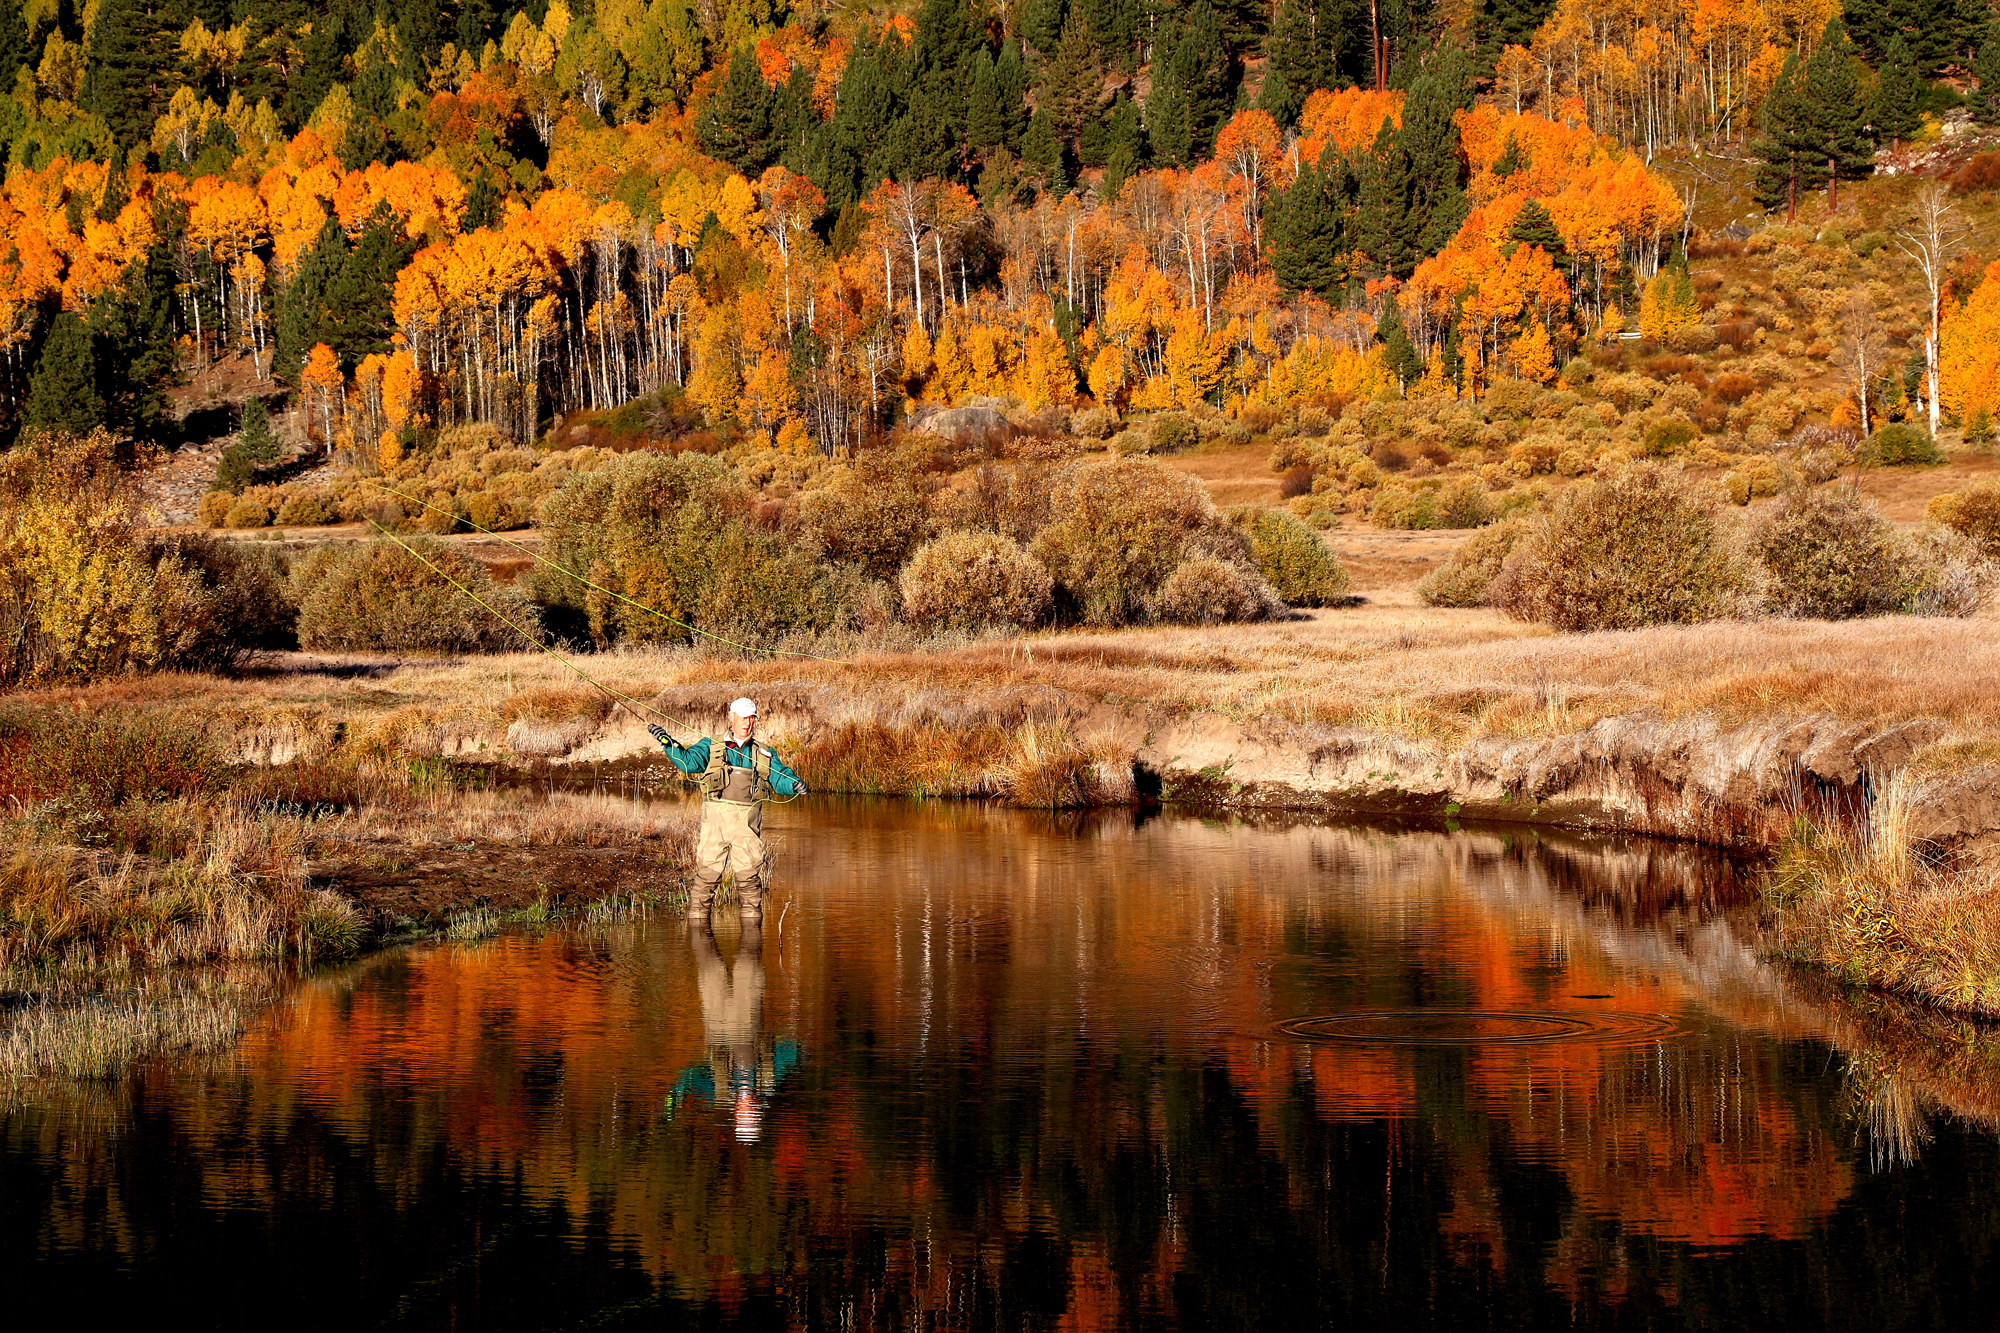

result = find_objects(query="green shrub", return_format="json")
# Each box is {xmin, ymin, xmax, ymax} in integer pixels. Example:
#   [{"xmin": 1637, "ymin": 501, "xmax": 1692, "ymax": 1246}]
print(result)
[
  {"xmin": 1927, "ymin": 481, "xmax": 2000, "ymax": 559},
  {"xmin": 1239, "ymin": 508, "xmax": 1350, "ymax": 606},
  {"xmin": 1753, "ymin": 486, "xmax": 1903, "ymax": 619},
  {"xmin": 1031, "ymin": 458, "xmax": 1248, "ymax": 625},
  {"xmin": 1643, "ymin": 416, "xmax": 1699, "ymax": 457},
  {"xmin": 698, "ymin": 522, "xmax": 841, "ymax": 638},
  {"xmin": 899, "ymin": 530, "xmax": 1053, "ymax": 629},
  {"xmin": 1494, "ymin": 465, "xmax": 1755, "ymax": 631},
  {"xmin": 1866, "ymin": 423, "xmax": 1944, "ymax": 466},
  {"xmin": 224, "ymin": 497, "xmax": 273, "ymax": 529},
  {"xmin": 1146, "ymin": 555, "xmax": 1283, "ymax": 624},
  {"xmin": 275, "ymin": 489, "xmax": 336, "ymax": 527},
  {"xmin": 1416, "ymin": 520, "xmax": 1526, "ymax": 607},
  {"xmin": 290, "ymin": 538, "xmax": 533, "ymax": 653},
  {"xmin": 1371, "ymin": 485, "xmax": 1438, "ymax": 530},
  {"xmin": 1436, "ymin": 477, "xmax": 1495, "ymax": 529},
  {"xmin": 138, "ymin": 533, "xmax": 295, "ymax": 668},
  {"xmin": 1148, "ymin": 415, "xmax": 1200, "ymax": 454}
]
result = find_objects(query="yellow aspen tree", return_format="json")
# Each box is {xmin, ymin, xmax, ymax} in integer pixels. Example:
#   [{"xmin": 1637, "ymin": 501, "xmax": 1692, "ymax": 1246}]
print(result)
[
  {"xmin": 902, "ymin": 320, "xmax": 933, "ymax": 399},
  {"xmin": 1512, "ymin": 321, "xmax": 1556, "ymax": 384},
  {"xmin": 1087, "ymin": 344, "xmax": 1127, "ymax": 409},
  {"xmin": 688, "ymin": 303, "xmax": 742, "ymax": 424}
]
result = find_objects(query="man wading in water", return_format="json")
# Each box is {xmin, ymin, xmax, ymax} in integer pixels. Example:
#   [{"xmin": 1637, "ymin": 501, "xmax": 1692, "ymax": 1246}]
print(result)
[{"xmin": 648, "ymin": 698, "xmax": 807, "ymax": 921}]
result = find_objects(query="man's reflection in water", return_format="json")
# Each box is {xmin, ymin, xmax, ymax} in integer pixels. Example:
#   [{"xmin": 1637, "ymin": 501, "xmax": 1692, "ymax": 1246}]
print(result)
[{"xmin": 670, "ymin": 919, "xmax": 799, "ymax": 1142}]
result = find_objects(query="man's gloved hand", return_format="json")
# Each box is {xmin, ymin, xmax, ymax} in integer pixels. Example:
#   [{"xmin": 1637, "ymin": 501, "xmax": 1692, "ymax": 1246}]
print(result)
[
  {"xmin": 646, "ymin": 723, "xmax": 670, "ymax": 743},
  {"xmin": 796, "ymin": 781, "xmax": 809, "ymax": 796}
]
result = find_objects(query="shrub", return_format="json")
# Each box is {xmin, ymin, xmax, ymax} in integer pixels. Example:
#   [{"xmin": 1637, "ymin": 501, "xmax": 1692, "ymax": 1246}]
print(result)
[
  {"xmin": 1148, "ymin": 415, "xmax": 1200, "ymax": 454},
  {"xmin": 198, "ymin": 490, "xmax": 235, "ymax": 527},
  {"xmin": 1643, "ymin": 416, "xmax": 1699, "ymax": 457},
  {"xmin": 899, "ymin": 530, "xmax": 1053, "ymax": 630},
  {"xmin": 224, "ymin": 497, "xmax": 273, "ymax": 528},
  {"xmin": 1070, "ymin": 406, "xmax": 1117, "ymax": 440},
  {"xmin": 788, "ymin": 453, "xmax": 932, "ymax": 578},
  {"xmin": 1899, "ymin": 527, "xmax": 1999, "ymax": 616},
  {"xmin": 1278, "ymin": 464, "xmax": 1313, "ymax": 498},
  {"xmin": 2, "ymin": 432, "xmax": 213, "ymax": 686},
  {"xmin": 275, "ymin": 489, "xmax": 337, "ymax": 527},
  {"xmin": 1238, "ymin": 508, "xmax": 1350, "ymax": 606},
  {"xmin": 1493, "ymin": 465, "xmax": 1755, "ymax": 631},
  {"xmin": 1416, "ymin": 520, "xmax": 1526, "ymax": 607},
  {"xmin": 1865, "ymin": 423, "xmax": 1944, "ymax": 466},
  {"xmin": 290, "ymin": 538, "xmax": 534, "ymax": 653},
  {"xmin": 138, "ymin": 533, "xmax": 295, "ymax": 668},
  {"xmin": 0, "ymin": 706, "xmax": 220, "ymax": 806},
  {"xmin": 1371, "ymin": 485, "xmax": 1438, "ymax": 529},
  {"xmin": 1031, "ymin": 458, "xmax": 1248, "ymax": 625},
  {"xmin": 1753, "ymin": 487, "xmax": 1904, "ymax": 619},
  {"xmin": 1951, "ymin": 151, "xmax": 2000, "ymax": 194},
  {"xmin": 1146, "ymin": 555, "xmax": 1283, "ymax": 624},
  {"xmin": 1436, "ymin": 477, "xmax": 1495, "ymax": 529},
  {"xmin": 1927, "ymin": 481, "xmax": 2000, "ymax": 559}
]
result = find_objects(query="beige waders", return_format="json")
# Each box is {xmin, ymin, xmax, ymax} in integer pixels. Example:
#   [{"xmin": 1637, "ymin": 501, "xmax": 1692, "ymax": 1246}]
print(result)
[{"xmin": 688, "ymin": 736, "xmax": 776, "ymax": 918}]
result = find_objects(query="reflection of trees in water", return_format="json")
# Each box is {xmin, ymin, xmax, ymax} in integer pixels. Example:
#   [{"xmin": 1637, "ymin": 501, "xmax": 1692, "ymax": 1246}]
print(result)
[{"xmin": 7, "ymin": 808, "xmax": 2000, "ymax": 1326}]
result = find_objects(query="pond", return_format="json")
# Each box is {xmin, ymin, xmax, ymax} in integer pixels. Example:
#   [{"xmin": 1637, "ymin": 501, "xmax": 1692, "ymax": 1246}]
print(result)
[{"xmin": 5, "ymin": 796, "xmax": 2000, "ymax": 1329}]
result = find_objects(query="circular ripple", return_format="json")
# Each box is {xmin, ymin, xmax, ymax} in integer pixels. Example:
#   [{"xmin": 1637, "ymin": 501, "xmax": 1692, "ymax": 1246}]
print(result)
[{"xmin": 1277, "ymin": 1009, "xmax": 1683, "ymax": 1048}]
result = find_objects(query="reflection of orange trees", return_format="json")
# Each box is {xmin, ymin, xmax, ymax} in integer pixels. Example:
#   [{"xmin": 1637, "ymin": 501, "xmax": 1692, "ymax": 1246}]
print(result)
[{"xmin": 198, "ymin": 815, "xmax": 1859, "ymax": 1312}]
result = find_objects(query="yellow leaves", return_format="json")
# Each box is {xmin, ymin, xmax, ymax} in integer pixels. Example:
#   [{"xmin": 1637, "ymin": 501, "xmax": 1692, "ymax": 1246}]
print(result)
[
  {"xmin": 1513, "ymin": 321, "xmax": 1556, "ymax": 385},
  {"xmin": 741, "ymin": 347, "xmax": 798, "ymax": 429},
  {"xmin": 36, "ymin": 32, "xmax": 82, "ymax": 103},
  {"xmin": 500, "ymin": 10, "xmax": 558, "ymax": 74},
  {"xmin": 688, "ymin": 303, "xmax": 742, "ymax": 424},
  {"xmin": 902, "ymin": 321, "xmax": 933, "ymax": 395},
  {"xmin": 1637, "ymin": 268, "xmax": 1699, "ymax": 342},
  {"xmin": 1087, "ymin": 344, "xmax": 1127, "ymax": 410},
  {"xmin": 1017, "ymin": 328, "xmax": 1076, "ymax": 411},
  {"xmin": 1161, "ymin": 312, "xmax": 1226, "ymax": 410},
  {"xmin": 1265, "ymin": 338, "xmax": 1389, "ymax": 405},
  {"xmin": 153, "ymin": 86, "xmax": 224, "ymax": 168},
  {"xmin": 1940, "ymin": 257, "xmax": 2000, "ymax": 424}
]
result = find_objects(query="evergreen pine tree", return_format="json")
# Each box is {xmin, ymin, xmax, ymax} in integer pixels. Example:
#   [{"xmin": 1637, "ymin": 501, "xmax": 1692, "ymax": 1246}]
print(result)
[
  {"xmin": 1022, "ymin": 0, "xmax": 1066, "ymax": 56},
  {"xmin": 1021, "ymin": 104, "xmax": 1070, "ymax": 194},
  {"xmin": 1043, "ymin": 11, "xmax": 1102, "ymax": 149},
  {"xmin": 1262, "ymin": 0, "xmax": 1350, "ymax": 127},
  {"xmin": 1973, "ymin": 22, "xmax": 2000, "ymax": 123},
  {"xmin": 995, "ymin": 41, "xmax": 1029, "ymax": 149},
  {"xmin": 85, "ymin": 238, "xmax": 176, "ymax": 445},
  {"xmin": 1800, "ymin": 17, "xmax": 1874, "ymax": 212},
  {"xmin": 213, "ymin": 445, "xmax": 256, "ymax": 494},
  {"xmin": 697, "ymin": 47, "xmax": 778, "ymax": 176},
  {"xmin": 1399, "ymin": 58, "xmax": 1470, "ymax": 259},
  {"xmin": 1751, "ymin": 50, "xmax": 1818, "ymax": 222},
  {"xmin": 1377, "ymin": 295, "xmax": 1422, "ymax": 389},
  {"xmin": 323, "ymin": 205, "xmax": 418, "ymax": 367},
  {"xmin": 1146, "ymin": 1, "xmax": 1233, "ymax": 165},
  {"xmin": 23, "ymin": 312, "xmax": 105, "ymax": 437},
  {"xmin": 80, "ymin": 0, "xmax": 164, "ymax": 151},
  {"xmin": 1506, "ymin": 197, "xmax": 1561, "ymax": 254},
  {"xmin": 1872, "ymin": 34, "xmax": 1923, "ymax": 150},
  {"xmin": 275, "ymin": 216, "xmax": 350, "ymax": 382},
  {"xmin": 239, "ymin": 399, "xmax": 280, "ymax": 467},
  {"xmin": 1098, "ymin": 93, "xmax": 1145, "ymax": 198},
  {"xmin": 0, "ymin": 0, "xmax": 27, "ymax": 84},
  {"xmin": 1474, "ymin": 0, "xmax": 1557, "ymax": 68},
  {"xmin": 1080, "ymin": 0, "xmax": 1139, "ymax": 63},
  {"xmin": 966, "ymin": 49, "xmax": 1008, "ymax": 149},
  {"xmin": 1355, "ymin": 115, "xmax": 1415, "ymax": 278},
  {"xmin": 1491, "ymin": 132, "xmax": 1523, "ymax": 177},
  {"xmin": 1266, "ymin": 161, "xmax": 1352, "ymax": 298}
]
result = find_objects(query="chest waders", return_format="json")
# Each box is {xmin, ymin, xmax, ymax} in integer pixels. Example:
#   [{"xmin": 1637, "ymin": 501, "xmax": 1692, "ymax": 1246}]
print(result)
[{"xmin": 689, "ymin": 737, "xmax": 775, "ymax": 920}]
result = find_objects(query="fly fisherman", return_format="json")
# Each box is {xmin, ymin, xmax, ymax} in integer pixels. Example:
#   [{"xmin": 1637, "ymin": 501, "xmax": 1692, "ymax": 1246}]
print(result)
[{"xmin": 648, "ymin": 698, "xmax": 806, "ymax": 921}]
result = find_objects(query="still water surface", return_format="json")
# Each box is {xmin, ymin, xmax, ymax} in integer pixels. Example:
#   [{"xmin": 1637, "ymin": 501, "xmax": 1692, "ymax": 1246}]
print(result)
[{"xmin": 7, "ymin": 798, "xmax": 2000, "ymax": 1329}]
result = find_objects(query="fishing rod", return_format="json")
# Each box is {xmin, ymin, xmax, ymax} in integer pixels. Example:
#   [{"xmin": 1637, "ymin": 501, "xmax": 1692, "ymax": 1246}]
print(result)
[
  {"xmin": 358, "ymin": 477, "xmax": 847, "ymax": 664},
  {"xmin": 365, "ymin": 518, "xmax": 809, "ymax": 807}
]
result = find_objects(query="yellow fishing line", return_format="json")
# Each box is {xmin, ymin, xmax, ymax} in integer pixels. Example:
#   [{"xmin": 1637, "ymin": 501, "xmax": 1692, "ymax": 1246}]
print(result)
[{"xmin": 359, "ymin": 477, "xmax": 847, "ymax": 664}]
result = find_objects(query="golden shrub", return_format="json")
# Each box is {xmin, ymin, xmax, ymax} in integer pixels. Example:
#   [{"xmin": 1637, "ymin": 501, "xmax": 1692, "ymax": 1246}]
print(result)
[
  {"xmin": 1927, "ymin": 481, "xmax": 2000, "ymax": 560},
  {"xmin": 898, "ymin": 530, "xmax": 1053, "ymax": 630},
  {"xmin": 1146, "ymin": 554, "xmax": 1283, "ymax": 625}
]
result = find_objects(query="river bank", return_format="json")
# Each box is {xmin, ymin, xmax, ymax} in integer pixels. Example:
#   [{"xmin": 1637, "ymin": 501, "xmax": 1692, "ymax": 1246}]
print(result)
[{"xmin": 7, "ymin": 599, "xmax": 2000, "ymax": 1024}]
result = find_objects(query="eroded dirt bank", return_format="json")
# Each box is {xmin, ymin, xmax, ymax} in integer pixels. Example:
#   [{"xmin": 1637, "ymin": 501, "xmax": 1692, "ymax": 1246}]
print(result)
[{"xmin": 227, "ymin": 677, "xmax": 2000, "ymax": 867}]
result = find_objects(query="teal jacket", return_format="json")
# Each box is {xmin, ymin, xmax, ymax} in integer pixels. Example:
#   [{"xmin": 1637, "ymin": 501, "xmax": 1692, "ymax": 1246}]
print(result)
[{"xmin": 657, "ymin": 735, "xmax": 806, "ymax": 796}]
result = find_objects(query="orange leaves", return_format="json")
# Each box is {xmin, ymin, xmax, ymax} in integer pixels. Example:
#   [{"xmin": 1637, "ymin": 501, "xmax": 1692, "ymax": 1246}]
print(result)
[
  {"xmin": 1294, "ymin": 89, "xmax": 1404, "ymax": 168},
  {"xmin": 1940, "ymin": 257, "xmax": 2000, "ymax": 424}
]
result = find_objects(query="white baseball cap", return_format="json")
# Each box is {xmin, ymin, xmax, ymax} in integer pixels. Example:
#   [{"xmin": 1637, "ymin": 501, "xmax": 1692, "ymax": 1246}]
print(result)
[{"xmin": 729, "ymin": 697, "xmax": 757, "ymax": 718}]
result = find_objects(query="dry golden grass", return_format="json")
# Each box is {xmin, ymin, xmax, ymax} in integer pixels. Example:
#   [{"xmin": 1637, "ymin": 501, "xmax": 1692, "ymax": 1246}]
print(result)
[{"xmin": 1768, "ymin": 774, "xmax": 2000, "ymax": 1015}]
